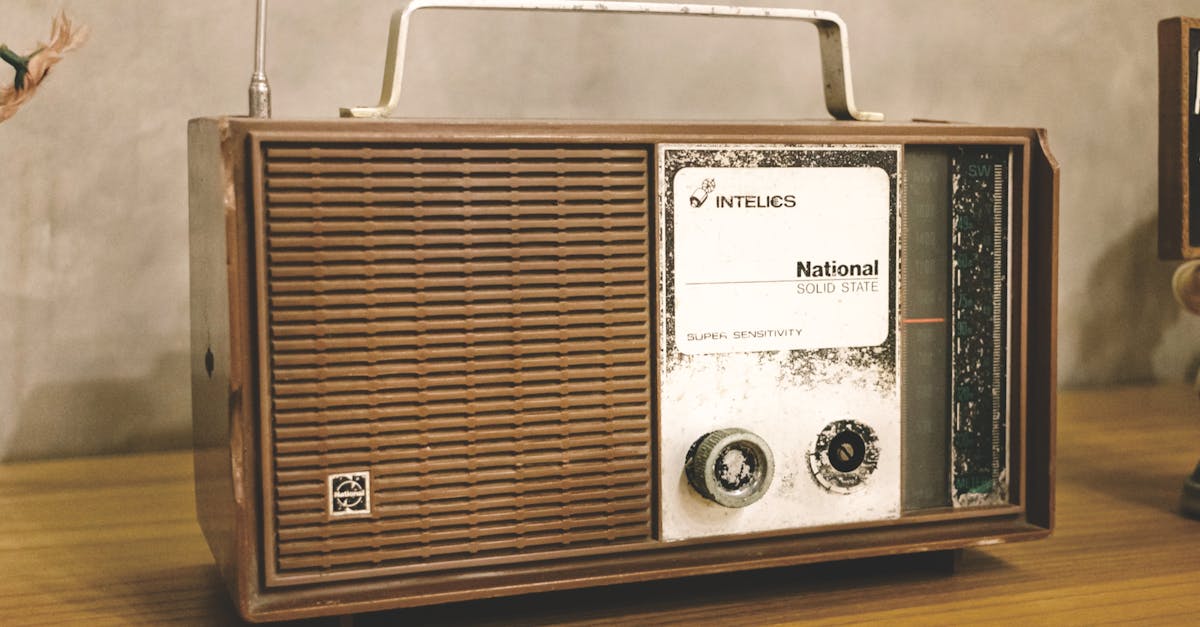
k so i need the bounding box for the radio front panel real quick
[657,144,902,540]
[656,143,1016,542]
[189,119,1055,620]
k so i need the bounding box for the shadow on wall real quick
[1076,217,1184,384]
[11,351,192,462]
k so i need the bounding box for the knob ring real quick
[808,419,881,494]
[685,428,775,508]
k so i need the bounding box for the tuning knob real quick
[809,419,880,493]
[685,428,774,508]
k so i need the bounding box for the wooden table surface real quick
[2,384,1199,626]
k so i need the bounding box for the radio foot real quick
[336,614,355,627]
[918,549,964,574]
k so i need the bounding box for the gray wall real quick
[0,0,1195,461]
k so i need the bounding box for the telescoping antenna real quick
[249,0,271,118]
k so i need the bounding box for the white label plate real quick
[672,166,891,354]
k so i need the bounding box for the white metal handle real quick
[338,0,884,121]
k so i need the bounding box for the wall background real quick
[1,0,1196,461]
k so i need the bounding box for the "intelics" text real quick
[715,194,797,208]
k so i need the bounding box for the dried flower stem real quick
[0,11,89,124]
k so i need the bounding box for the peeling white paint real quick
[657,145,902,542]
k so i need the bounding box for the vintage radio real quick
[189,1,1058,621]
[1158,16,1200,518]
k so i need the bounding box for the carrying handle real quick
[334,0,883,121]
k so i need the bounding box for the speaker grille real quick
[256,142,655,584]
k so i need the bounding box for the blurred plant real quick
[0,10,89,124]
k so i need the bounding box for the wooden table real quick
[3,385,1199,625]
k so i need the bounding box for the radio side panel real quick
[1025,130,1059,530]
[189,118,261,616]
[1159,18,1195,260]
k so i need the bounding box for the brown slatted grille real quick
[257,142,655,585]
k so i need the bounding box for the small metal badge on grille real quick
[328,471,371,516]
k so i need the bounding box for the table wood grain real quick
[2,384,1199,625]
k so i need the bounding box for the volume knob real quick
[685,428,774,508]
